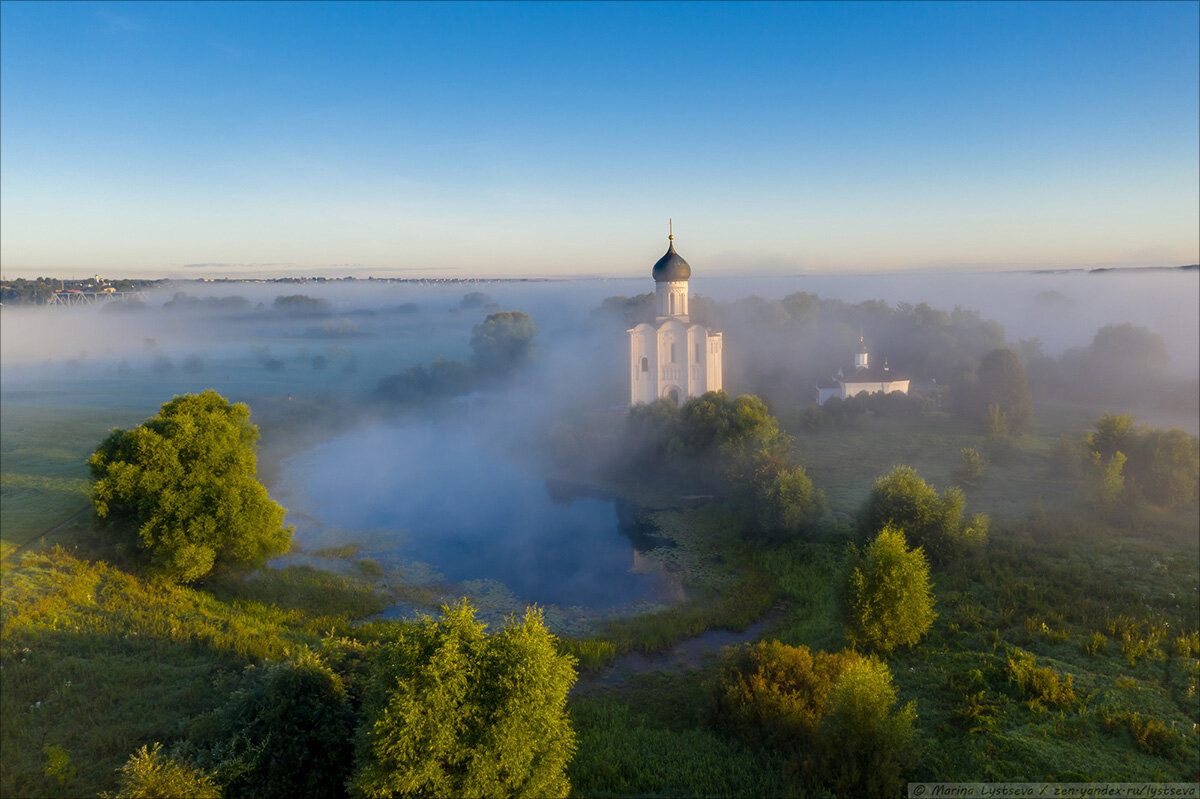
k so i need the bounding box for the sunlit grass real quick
[0,547,384,797]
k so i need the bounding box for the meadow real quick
[2,277,1197,796]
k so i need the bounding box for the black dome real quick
[652,241,691,282]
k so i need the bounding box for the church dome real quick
[652,238,691,282]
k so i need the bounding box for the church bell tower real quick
[628,223,723,406]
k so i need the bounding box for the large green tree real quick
[470,311,538,377]
[350,601,577,799]
[844,526,936,653]
[1084,414,1198,508]
[749,463,823,542]
[964,347,1033,435]
[859,466,987,564]
[89,390,292,583]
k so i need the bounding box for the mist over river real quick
[274,411,672,612]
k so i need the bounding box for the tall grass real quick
[568,698,801,798]
[0,548,355,797]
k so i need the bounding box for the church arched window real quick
[669,294,676,315]
[640,357,648,372]
[670,343,678,363]
[695,342,702,362]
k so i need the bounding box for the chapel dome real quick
[652,238,691,282]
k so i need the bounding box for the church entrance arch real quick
[664,385,682,406]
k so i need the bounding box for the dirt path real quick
[1,508,89,564]
[574,605,786,693]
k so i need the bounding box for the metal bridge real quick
[47,290,148,307]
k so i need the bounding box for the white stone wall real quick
[628,323,658,405]
[705,330,723,393]
[655,280,690,320]
[629,318,722,406]
[839,379,911,398]
[817,385,841,405]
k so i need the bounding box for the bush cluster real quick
[715,641,917,798]
[621,391,825,541]
[859,465,987,564]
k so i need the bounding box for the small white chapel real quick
[816,334,910,404]
[628,228,723,406]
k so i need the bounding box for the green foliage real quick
[568,699,791,798]
[749,463,824,542]
[590,292,655,327]
[470,311,538,377]
[845,527,936,653]
[1085,415,1199,508]
[350,600,577,799]
[460,291,493,309]
[376,356,472,402]
[0,547,336,796]
[1089,413,1138,460]
[1006,649,1075,708]
[1082,323,1169,381]
[1081,631,1109,657]
[42,743,75,789]
[1102,711,1191,761]
[88,391,292,583]
[196,658,356,799]
[204,565,389,621]
[809,658,919,798]
[679,392,791,468]
[715,641,861,749]
[716,643,917,798]
[859,466,987,564]
[273,294,330,315]
[621,392,823,540]
[1086,449,1127,507]
[963,348,1033,435]
[107,743,220,799]
[954,447,988,486]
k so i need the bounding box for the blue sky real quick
[1,1,1197,278]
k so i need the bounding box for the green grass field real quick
[1,391,1197,796]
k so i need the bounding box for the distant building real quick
[817,335,910,404]
[628,229,723,406]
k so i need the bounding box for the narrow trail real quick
[1,508,89,565]
[573,605,787,694]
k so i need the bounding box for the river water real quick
[275,412,672,612]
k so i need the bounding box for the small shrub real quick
[1171,631,1199,658]
[1006,649,1075,708]
[1103,710,1190,761]
[1106,615,1166,664]
[954,447,987,486]
[355,558,384,579]
[1023,616,1069,644]
[714,641,861,749]
[42,744,75,789]
[107,743,220,799]
[1083,631,1108,657]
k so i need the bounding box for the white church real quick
[628,232,723,406]
[816,334,910,404]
